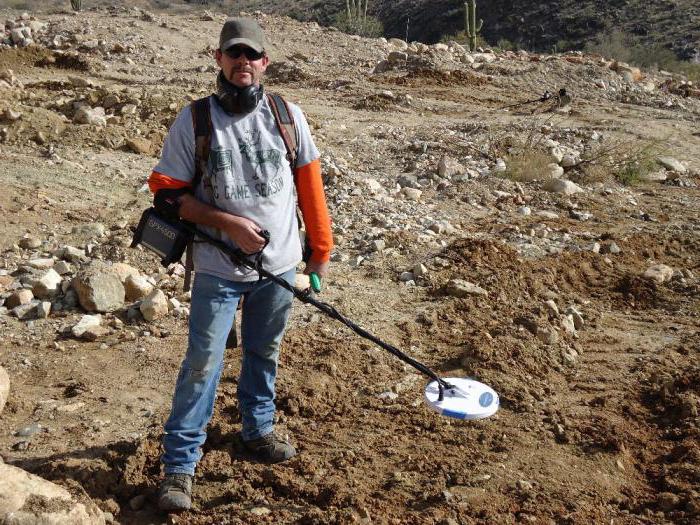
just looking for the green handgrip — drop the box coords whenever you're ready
[309,272,322,293]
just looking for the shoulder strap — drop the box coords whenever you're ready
[183,96,212,292]
[267,93,298,170]
[191,96,212,191]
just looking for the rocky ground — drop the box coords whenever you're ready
[0,5,699,525]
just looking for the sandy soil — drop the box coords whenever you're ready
[0,7,699,525]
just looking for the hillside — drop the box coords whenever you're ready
[211,0,700,60]
[1,4,699,525]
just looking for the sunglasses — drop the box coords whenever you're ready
[224,46,265,61]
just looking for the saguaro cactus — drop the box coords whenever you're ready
[70,0,82,11]
[464,0,483,51]
[346,0,369,26]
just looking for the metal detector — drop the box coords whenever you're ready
[133,208,500,420]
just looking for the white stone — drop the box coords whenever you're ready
[28,258,55,270]
[547,163,565,179]
[0,463,105,524]
[413,263,428,278]
[140,289,168,322]
[73,106,107,127]
[72,314,102,338]
[517,206,531,216]
[36,301,51,319]
[124,274,153,302]
[438,156,464,178]
[639,171,667,182]
[7,289,33,308]
[445,279,487,297]
[544,178,582,195]
[109,262,140,284]
[657,156,686,173]
[560,154,578,168]
[562,315,577,334]
[401,187,422,201]
[32,268,63,299]
[388,38,408,50]
[643,264,674,283]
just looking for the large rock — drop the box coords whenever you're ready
[0,366,9,415]
[0,463,105,525]
[6,289,33,309]
[72,262,125,313]
[140,289,168,321]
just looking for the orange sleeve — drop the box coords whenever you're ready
[148,171,192,194]
[294,159,333,263]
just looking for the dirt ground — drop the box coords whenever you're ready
[0,6,699,525]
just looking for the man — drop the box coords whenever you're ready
[147,17,333,512]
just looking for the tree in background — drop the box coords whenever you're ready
[70,0,82,11]
[334,0,383,38]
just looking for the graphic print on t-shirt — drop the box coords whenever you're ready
[238,130,284,180]
[205,131,287,202]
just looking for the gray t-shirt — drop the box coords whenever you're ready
[154,95,319,282]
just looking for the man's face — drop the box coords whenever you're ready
[215,45,269,88]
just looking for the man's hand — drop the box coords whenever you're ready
[176,194,266,254]
[304,259,329,278]
[221,214,266,254]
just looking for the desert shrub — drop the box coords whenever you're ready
[585,30,700,81]
[442,30,487,50]
[576,138,665,186]
[333,11,383,38]
[585,29,632,62]
[502,150,553,182]
[496,38,516,51]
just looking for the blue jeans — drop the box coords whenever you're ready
[161,269,295,475]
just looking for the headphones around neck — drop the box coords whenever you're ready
[216,74,264,115]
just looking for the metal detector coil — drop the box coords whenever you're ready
[424,378,499,420]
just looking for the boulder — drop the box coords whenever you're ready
[0,366,9,415]
[72,262,125,313]
[0,463,105,525]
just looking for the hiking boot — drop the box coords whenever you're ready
[158,473,192,512]
[243,432,296,463]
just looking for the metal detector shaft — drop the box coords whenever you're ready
[184,224,453,400]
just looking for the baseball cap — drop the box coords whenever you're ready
[219,17,266,53]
